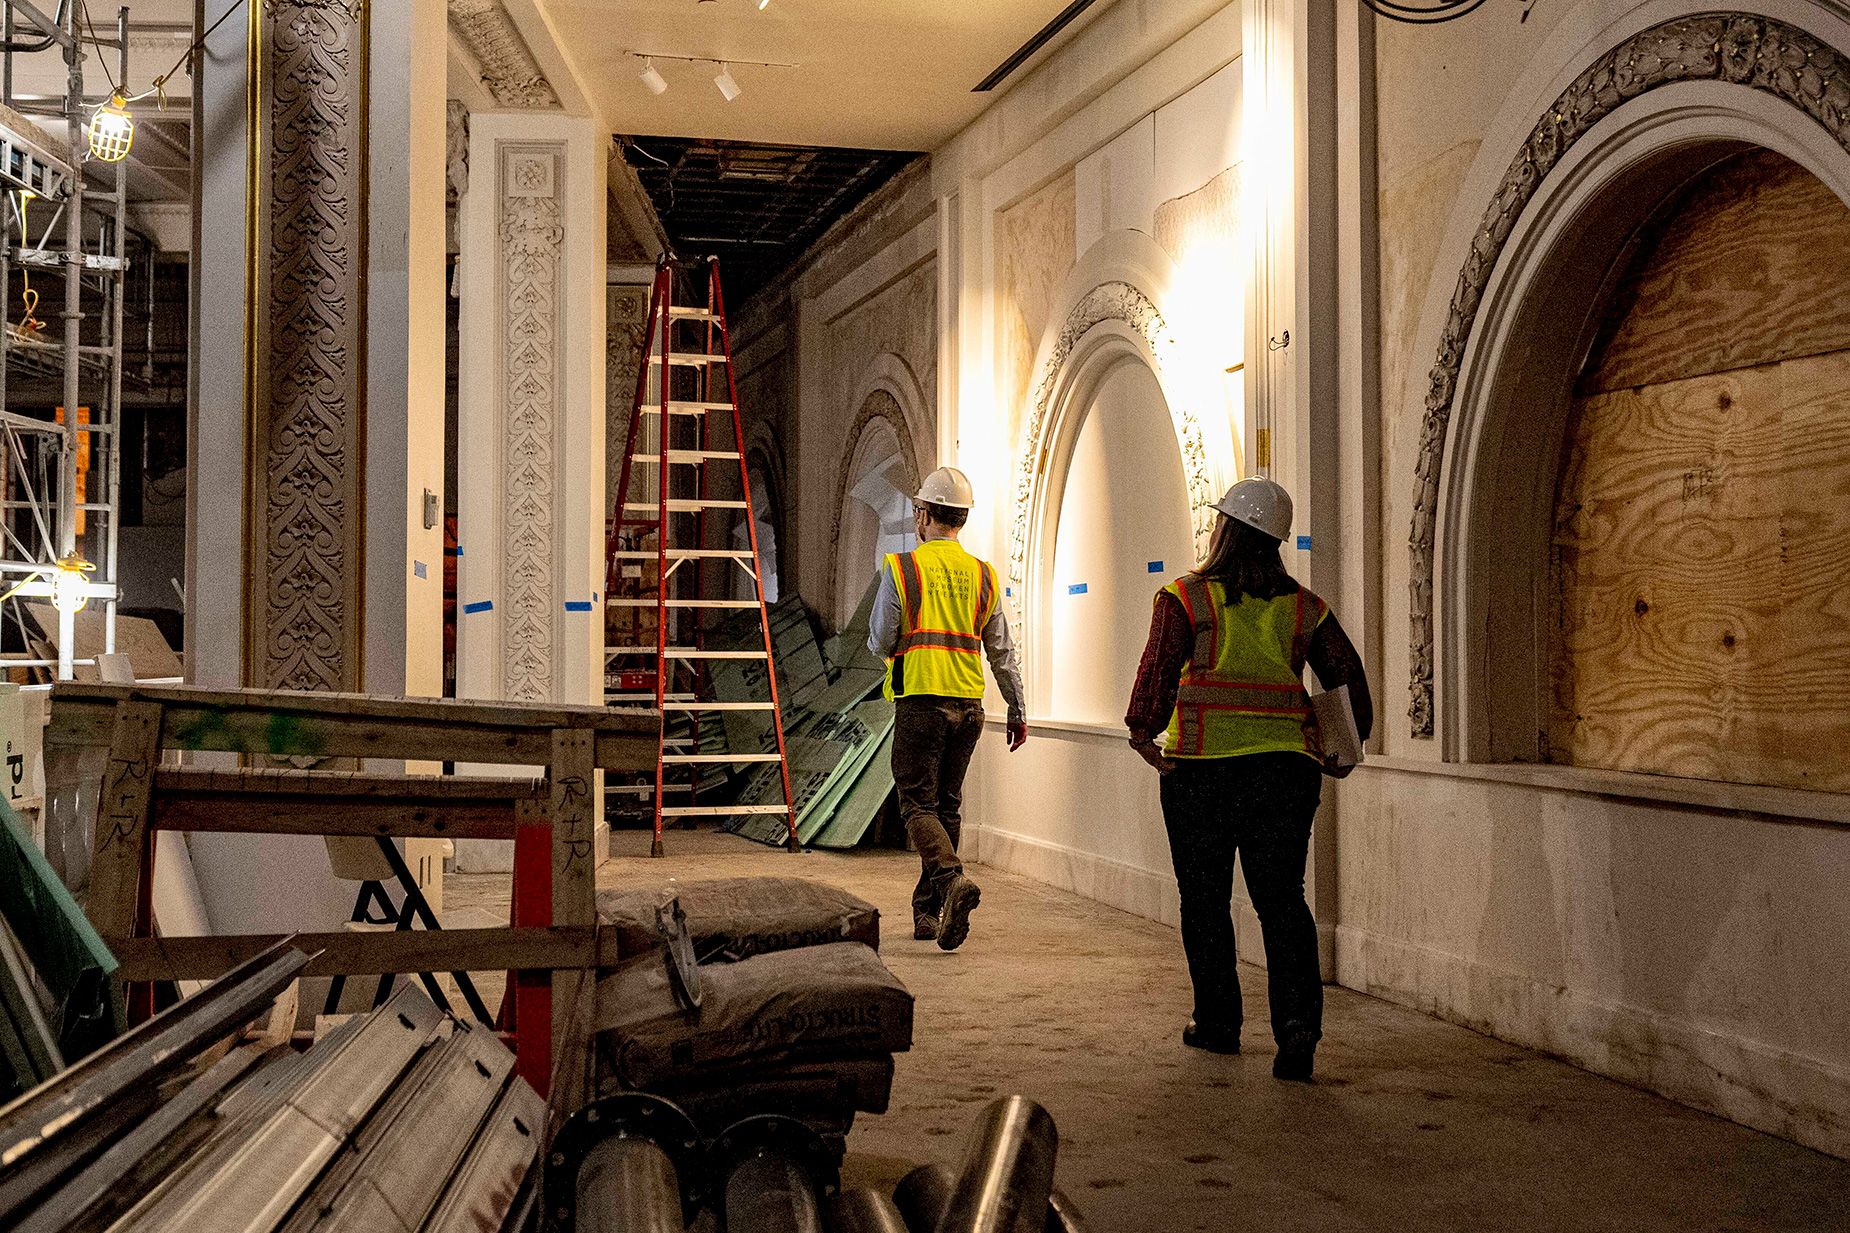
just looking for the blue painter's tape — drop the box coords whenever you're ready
[1068,583,1088,596]
[564,600,593,612]
[413,560,428,580]
[1005,586,1013,597]
[1147,560,1164,573]
[463,600,493,614]
[1296,535,1312,551]
[454,544,463,557]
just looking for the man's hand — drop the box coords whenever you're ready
[1131,738,1174,775]
[1006,719,1028,751]
[1322,753,1355,779]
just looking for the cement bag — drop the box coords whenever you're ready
[597,941,913,1089]
[596,876,880,964]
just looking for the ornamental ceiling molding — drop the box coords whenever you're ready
[252,0,364,693]
[1406,12,1850,738]
[1008,282,1216,603]
[449,0,560,109]
[500,144,566,703]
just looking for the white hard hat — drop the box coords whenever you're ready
[1211,477,1293,541]
[915,466,975,510]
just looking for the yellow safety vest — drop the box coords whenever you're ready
[1160,575,1328,760]
[882,539,999,702]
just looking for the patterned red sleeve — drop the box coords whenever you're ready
[1125,590,1192,741]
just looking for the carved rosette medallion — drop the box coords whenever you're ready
[500,147,565,703]
[252,0,365,692]
[1406,14,1850,737]
[1007,282,1216,615]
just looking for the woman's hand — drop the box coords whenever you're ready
[1131,738,1175,775]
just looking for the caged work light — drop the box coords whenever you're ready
[86,94,134,163]
[50,557,96,615]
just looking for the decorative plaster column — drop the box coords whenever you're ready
[454,114,606,713]
[187,0,448,935]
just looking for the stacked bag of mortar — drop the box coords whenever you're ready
[593,875,912,1157]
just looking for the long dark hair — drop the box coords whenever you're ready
[1192,514,1293,599]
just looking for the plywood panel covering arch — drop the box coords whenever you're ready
[1550,150,1850,792]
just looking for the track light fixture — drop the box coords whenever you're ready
[628,50,792,96]
[638,56,668,94]
[714,62,742,102]
[758,0,771,10]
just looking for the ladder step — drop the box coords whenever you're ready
[663,754,784,764]
[649,353,728,366]
[661,701,777,711]
[607,598,762,609]
[638,401,733,414]
[606,692,697,703]
[612,549,756,560]
[668,307,720,321]
[606,647,771,660]
[623,500,750,513]
[632,450,745,464]
[661,805,792,818]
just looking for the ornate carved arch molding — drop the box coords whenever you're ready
[1008,282,1217,600]
[826,374,924,623]
[1407,13,1850,737]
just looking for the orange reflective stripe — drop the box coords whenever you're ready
[896,551,923,631]
[899,630,983,655]
[1177,576,1217,669]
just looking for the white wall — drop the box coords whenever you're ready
[1046,360,1194,725]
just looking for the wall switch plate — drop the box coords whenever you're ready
[423,489,440,529]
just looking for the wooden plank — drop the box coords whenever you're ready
[153,767,546,799]
[45,685,658,770]
[549,728,598,1113]
[150,795,522,841]
[1581,150,1850,395]
[110,925,620,983]
[1551,349,1850,792]
[84,700,164,941]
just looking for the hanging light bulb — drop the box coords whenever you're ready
[638,57,668,95]
[50,556,95,615]
[714,62,741,102]
[86,93,134,163]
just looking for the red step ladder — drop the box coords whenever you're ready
[605,256,798,856]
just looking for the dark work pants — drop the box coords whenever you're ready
[1158,752,1324,1045]
[892,695,986,922]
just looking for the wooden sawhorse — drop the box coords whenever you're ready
[48,683,658,1111]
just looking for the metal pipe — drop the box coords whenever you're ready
[103,3,125,654]
[892,1160,1086,1233]
[892,1163,953,1233]
[826,1188,910,1233]
[712,1115,831,1233]
[546,1093,700,1233]
[935,1097,1059,1233]
[55,0,79,681]
[574,1137,686,1233]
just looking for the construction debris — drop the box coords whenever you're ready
[0,943,546,1233]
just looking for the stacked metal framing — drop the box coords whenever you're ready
[0,945,547,1233]
[0,2,129,680]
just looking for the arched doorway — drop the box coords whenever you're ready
[1549,148,1850,791]
[1045,359,1195,724]
[832,390,921,628]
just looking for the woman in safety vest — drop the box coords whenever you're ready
[1124,477,1372,1081]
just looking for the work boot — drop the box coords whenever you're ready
[935,875,981,951]
[1272,1029,1317,1082]
[913,915,938,940]
[1182,1020,1240,1055]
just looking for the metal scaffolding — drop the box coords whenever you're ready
[0,1,129,680]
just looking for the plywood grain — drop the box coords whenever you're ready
[1550,350,1850,791]
[1580,150,1850,395]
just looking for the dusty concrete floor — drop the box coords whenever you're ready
[449,828,1850,1232]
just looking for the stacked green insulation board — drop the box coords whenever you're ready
[680,581,896,850]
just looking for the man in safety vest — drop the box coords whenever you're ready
[868,466,1028,951]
